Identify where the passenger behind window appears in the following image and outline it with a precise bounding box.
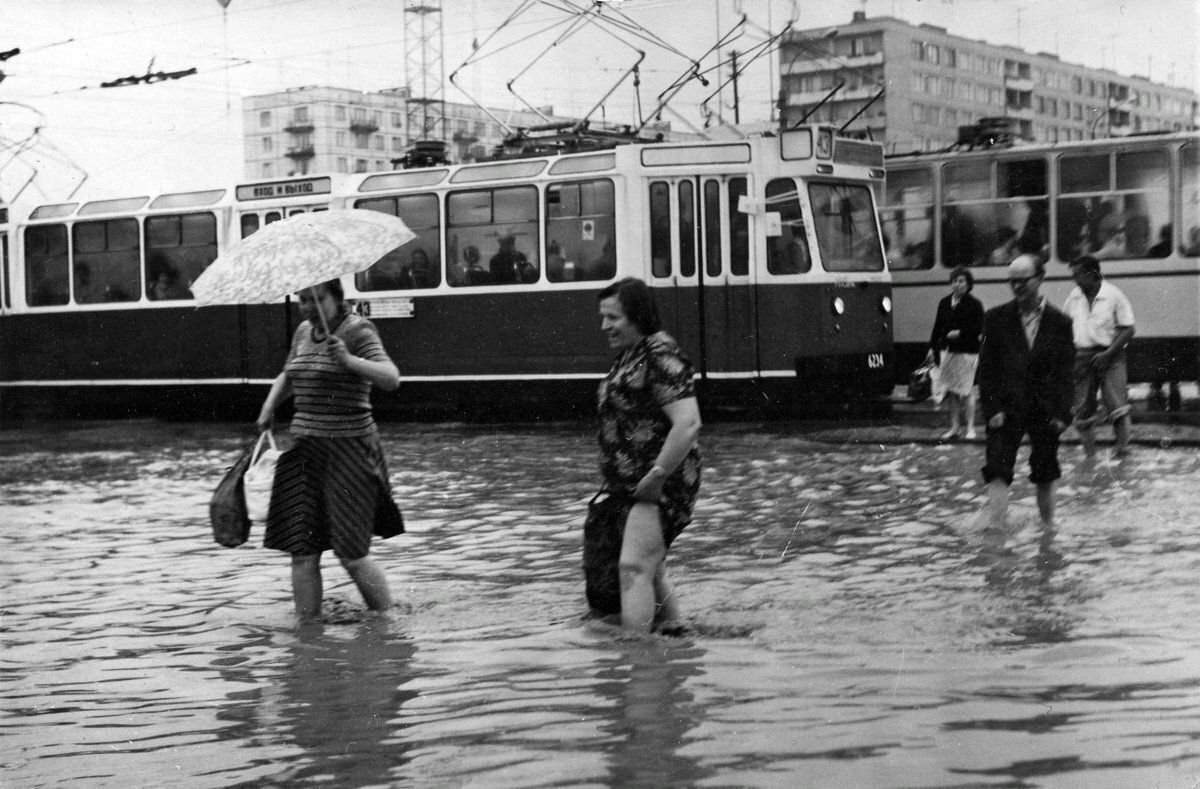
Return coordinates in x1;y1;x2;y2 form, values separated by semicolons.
1148;224;1172;258
1123;213;1150;257
546;241;566;281
366;251;411;290
408;248;434;289
989;226;1019;266
73;263;95;304
1184;226;1200;257
489;233;534;284
587;236;616;280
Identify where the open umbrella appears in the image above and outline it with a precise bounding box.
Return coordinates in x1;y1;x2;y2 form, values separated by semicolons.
192;208;415;331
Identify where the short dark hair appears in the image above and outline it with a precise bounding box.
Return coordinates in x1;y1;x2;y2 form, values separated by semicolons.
949;265;974;291
1070;255;1102;278
597;277;661;335
319;278;345;301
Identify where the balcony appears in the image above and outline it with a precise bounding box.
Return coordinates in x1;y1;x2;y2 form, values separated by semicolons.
284;120;314;134
1004;76;1033;92
781;51;882;75
1005;106;1035;121
349;119;379;133
285;146;315;159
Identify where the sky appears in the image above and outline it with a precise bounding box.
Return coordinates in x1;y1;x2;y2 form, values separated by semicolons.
1;0;1197;215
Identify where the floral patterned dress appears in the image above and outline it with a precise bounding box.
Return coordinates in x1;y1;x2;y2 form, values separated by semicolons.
596;331;702;547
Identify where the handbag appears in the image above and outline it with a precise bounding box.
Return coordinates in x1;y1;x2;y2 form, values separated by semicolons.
210;442;255;548
243;430;282;523
907;356;935;402
581;490;633;615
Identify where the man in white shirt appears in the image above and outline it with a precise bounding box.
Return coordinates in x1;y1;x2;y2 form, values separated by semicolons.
1063;255;1136;456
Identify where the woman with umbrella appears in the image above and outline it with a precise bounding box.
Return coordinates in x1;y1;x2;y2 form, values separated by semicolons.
256;278;402;621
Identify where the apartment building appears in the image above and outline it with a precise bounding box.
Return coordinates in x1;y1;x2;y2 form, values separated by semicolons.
242;86;567;179
780;11;1197;153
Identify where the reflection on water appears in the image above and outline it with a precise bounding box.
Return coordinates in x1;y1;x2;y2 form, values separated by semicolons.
2;421;1199;787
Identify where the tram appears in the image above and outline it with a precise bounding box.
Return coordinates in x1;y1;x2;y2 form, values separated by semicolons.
0;124;893;420
881;128;1200;395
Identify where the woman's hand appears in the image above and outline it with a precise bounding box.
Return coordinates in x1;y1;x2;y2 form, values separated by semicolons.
326;335;354;368
946;329;961;340
255;412;273;433
634;465;667;503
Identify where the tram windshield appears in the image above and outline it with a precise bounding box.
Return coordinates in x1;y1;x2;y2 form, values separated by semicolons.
808;183;885;271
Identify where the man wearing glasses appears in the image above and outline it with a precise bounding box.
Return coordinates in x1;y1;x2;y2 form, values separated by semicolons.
978;254;1076;527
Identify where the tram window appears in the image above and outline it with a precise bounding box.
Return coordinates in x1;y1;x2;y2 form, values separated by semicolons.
72;218;140;304
1056;149;1168;261
728;178;749;276
703;179;721;277
355;194;442;290
765;178;811;274
808;183;884;272
24;224;69;306
446;185;539;286
545;179;616;283
649;181;671;277
942;159;1047;267
1183;144;1200;257
240;214;260;238
678;181;696;277
145;213;218;300
881;168;933;270
265;211;282;225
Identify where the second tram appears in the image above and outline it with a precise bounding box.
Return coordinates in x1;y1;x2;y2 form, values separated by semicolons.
881;130;1200;394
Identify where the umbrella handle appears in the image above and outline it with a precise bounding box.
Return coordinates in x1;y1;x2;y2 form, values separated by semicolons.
309;285;332;342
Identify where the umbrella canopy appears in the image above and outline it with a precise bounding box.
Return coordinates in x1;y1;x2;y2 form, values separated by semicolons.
191;208;415;306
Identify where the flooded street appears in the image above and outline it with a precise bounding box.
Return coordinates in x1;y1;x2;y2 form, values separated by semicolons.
3;420;1200;788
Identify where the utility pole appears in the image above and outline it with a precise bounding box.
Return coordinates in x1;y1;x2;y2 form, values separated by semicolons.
730;50;740;125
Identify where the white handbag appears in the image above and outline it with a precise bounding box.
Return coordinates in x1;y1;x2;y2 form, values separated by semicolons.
243;430;282;523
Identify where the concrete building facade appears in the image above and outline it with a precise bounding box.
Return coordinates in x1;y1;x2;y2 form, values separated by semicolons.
242;86;566;179
780;11;1198;153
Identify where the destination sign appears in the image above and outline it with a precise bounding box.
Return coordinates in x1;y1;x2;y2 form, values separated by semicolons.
236;176;332;201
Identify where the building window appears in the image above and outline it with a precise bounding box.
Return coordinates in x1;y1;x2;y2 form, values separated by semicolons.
392;112;403;127
355;159;368;173
944;48;956;68
261;136;273;152
336;157;347;173
392;136;403;152
259;111;271;127
336;131;347;147
372;134;384;151
262;162;272;177
335;106;346;121
294;106;309;122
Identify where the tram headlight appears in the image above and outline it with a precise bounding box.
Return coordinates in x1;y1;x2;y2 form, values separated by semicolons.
831;297;845;316
880;295;892;314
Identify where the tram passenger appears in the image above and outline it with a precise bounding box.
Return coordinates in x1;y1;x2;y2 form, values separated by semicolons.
929;266;983;440
256;278;403;622
489;234;529;284
1147;224;1172;258
1063;255;1136;456
979;255;1075;529
589;277;701;633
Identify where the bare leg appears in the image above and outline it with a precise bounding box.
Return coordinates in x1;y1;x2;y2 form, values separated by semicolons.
291;554;323;621
1036;480;1056;527
1113;415;1131;456
619;502;667;633
964;387;978;438
942;394;962;439
653;564;680;625
984;479;1009;528
340;555;394;611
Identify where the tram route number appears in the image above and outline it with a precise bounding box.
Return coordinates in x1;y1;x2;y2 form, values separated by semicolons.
355;298;414;319
867;353;885;369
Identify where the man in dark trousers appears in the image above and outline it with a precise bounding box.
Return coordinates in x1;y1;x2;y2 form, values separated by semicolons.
979;254;1076;527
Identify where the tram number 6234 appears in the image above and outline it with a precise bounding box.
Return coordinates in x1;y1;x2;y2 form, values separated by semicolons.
867;353;885;369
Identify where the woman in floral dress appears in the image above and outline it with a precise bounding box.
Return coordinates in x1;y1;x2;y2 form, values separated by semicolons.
592;278;702;632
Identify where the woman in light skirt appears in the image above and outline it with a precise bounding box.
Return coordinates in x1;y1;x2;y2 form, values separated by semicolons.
929;266;984;440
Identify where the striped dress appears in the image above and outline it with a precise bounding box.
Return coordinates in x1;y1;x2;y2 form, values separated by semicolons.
264;309;403;559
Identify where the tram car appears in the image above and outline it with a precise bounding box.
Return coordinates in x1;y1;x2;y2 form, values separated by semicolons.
881;127;1200;396
0;124;893;420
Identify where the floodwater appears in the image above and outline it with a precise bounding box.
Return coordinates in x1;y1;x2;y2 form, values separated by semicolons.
2;421;1199;788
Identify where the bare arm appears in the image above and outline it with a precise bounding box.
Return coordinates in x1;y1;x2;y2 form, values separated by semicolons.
633;396;702;502
256;372;293;431
326;336;401;391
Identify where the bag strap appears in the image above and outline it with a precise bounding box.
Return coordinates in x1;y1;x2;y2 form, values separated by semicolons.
249;430;275;465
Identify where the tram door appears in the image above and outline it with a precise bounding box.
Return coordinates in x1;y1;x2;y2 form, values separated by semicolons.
647;177;757;380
